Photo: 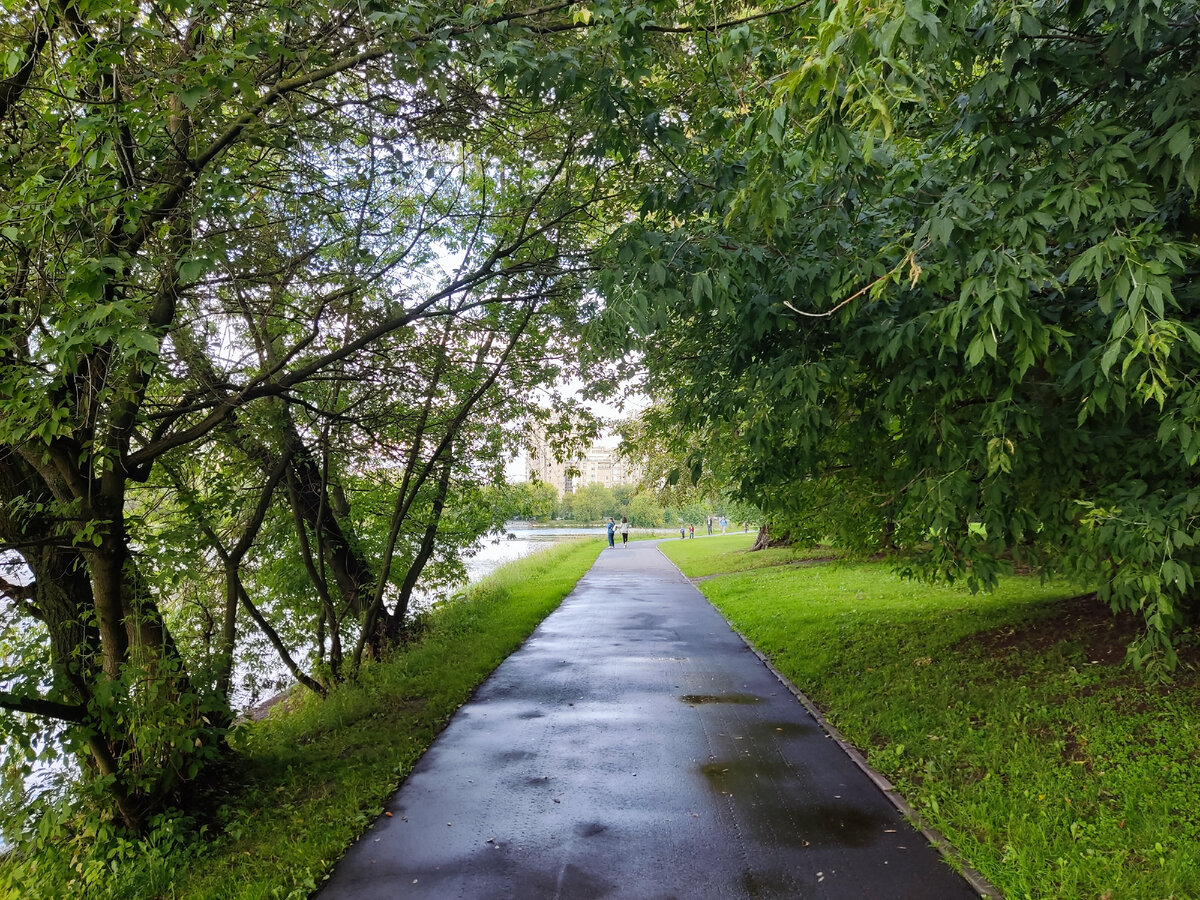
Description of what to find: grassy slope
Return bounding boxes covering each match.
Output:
[656,532,836,577]
[661,534,1200,900]
[4,538,603,900]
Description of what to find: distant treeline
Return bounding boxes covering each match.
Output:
[502,480,757,529]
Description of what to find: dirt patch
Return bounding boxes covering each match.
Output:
[973,593,1132,663]
[970,593,1199,675]
[241,687,303,722]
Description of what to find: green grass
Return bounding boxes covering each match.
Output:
[657,545,1200,900]
[3,539,601,900]
[656,531,835,577]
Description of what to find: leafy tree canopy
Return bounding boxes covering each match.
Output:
[596,0,1200,671]
[0,0,757,842]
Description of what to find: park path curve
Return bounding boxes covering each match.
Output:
[317,539,983,899]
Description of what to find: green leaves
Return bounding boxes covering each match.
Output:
[0,0,679,845]
[597,0,1200,669]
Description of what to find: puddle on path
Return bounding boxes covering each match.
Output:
[754,720,815,738]
[699,759,890,849]
[679,692,762,705]
[495,749,538,763]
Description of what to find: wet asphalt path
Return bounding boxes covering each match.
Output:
[317,539,982,899]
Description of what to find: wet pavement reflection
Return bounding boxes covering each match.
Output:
[317,540,982,899]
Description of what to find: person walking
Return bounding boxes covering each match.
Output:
[680,524,686,540]
[688,523,695,539]
[720,516,727,534]
[606,517,616,549]
[620,516,630,547]
[706,515,713,535]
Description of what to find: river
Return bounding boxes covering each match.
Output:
[232,525,619,708]
[462,524,609,582]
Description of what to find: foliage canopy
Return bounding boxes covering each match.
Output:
[597,0,1200,670]
[0,0,707,842]
[4,0,1200,882]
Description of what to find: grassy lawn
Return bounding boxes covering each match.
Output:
[3,539,601,900]
[658,531,835,577]
[659,539,1200,900]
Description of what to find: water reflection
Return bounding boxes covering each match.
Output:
[462,525,608,583]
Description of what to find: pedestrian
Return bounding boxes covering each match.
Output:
[680,524,686,540]
[620,516,630,547]
[688,523,695,539]
[606,517,616,549]
[706,515,713,535]
[720,516,727,534]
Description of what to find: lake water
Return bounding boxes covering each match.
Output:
[463,524,606,582]
[463,524,680,582]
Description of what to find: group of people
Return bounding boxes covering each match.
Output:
[606,514,735,548]
[678,516,727,539]
[606,516,630,548]
[705,515,729,535]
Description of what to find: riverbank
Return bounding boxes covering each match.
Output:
[660,534,1200,900]
[227,526,632,716]
[0,539,603,900]
[463,524,675,582]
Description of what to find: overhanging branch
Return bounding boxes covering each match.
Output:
[0,690,87,724]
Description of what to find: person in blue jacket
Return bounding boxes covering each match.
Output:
[606,517,616,548]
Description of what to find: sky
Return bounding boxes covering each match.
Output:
[504,379,648,481]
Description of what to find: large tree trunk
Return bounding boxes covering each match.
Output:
[1,452,222,832]
[279,418,373,616]
[750,523,772,552]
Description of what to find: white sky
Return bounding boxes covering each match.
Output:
[504,379,648,480]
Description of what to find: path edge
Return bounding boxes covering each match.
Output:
[657,547,1002,900]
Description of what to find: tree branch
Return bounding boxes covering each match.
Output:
[644,0,812,34]
[0,690,87,723]
[0,15,54,122]
[0,573,36,603]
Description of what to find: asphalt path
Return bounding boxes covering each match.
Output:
[317,539,983,899]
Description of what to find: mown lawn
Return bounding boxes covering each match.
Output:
[658,530,837,577]
[660,534,1200,900]
[2,539,602,900]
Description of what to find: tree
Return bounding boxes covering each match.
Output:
[569,483,617,524]
[0,0,686,831]
[625,492,666,527]
[597,0,1200,669]
[617,405,762,529]
[503,481,559,521]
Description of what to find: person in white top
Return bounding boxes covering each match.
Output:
[620,516,630,547]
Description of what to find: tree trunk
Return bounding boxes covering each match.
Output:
[288,469,344,680]
[174,329,376,618]
[881,514,896,551]
[750,523,772,552]
[384,451,454,643]
[1,453,220,832]
[281,420,373,616]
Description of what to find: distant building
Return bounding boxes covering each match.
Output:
[525,433,640,497]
